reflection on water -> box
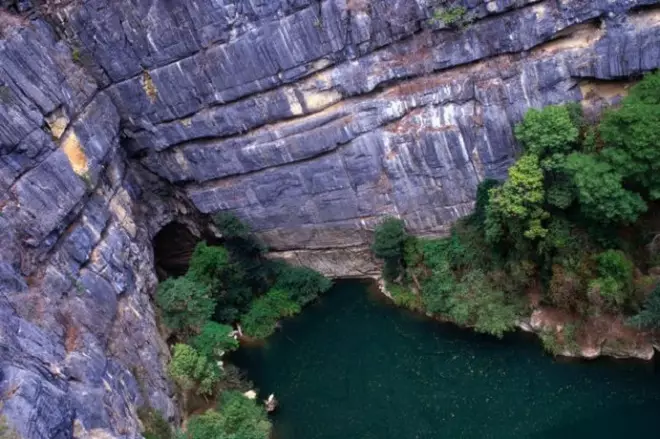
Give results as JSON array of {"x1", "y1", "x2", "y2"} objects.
[{"x1": 231, "y1": 280, "x2": 660, "y2": 439}]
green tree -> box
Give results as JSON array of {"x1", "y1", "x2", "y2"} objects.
[
  {"x1": 600, "y1": 72, "x2": 660, "y2": 198},
  {"x1": 629, "y1": 284, "x2": 660, "y2": 329},
  {"x1": 273, "y1": 264, "x2": 332, "y2": 306},
  {"x1": 241, "y1": 289, "x2": 301, "y2": 339},
  {"x1": 185, "y1": 391, "x2": 270, "y2": 439},
  {"x1": 169, "y1": 344, "x2": 222, "y2": 396},
  {"x1": 565, "y1": 153, "x2": 647, "y2": 224},
  {"x1": 187, "y1": 242, "x2": 253, "y2": 323},
  {"x1": 469, "y1": 179, "x2": 499, "y2": 228},
  {"x1": 191, "y1": 322, "x2": 239, "y2": 359},
  {"x1": 186, "y1": 410, "x2": 225, "y2": 439},
  {"x1": 372, "y1": 217, "x2": 407, "y2": 281},
  {"x1": 590, "y1": 250, "x2": 635, "y2": 307},
  {"x1": 445, "y1": 270, "x2": 517, "y2": 338},
  {"x1": 156, "y1": 277, "x2": 215, "y2": 335},
  {"x1": 514, "y1": 105, "x2": 580, "y2": 157},
  {"x1": 213, "y1": 213, "x2": 271, "y2": 303},
  {"x1": 187, "y1": 242, "x2": 230, "y2": 288},
  {"x1": 214, "y1": 212, "x2": 266, "y2": 257},
  {"x1": 486, "y1": 154, "x2": 548, "y2": 242}
]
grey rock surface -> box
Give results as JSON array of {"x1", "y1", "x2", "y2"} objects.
[
  {"x1": 0, "y1": 19, "x2": 186, "y2": 439},
  {"x1": 56, "y1": 0, "x2": 660, "y2": 251},
  {"x1": 0, "y1": 0, "x2": 659, "y2": 437}
]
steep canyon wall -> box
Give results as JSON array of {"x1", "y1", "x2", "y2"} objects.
[{"x1": 0, "y1": 0, "x2": 659, "y2": 437}]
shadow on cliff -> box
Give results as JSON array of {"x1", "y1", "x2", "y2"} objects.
[{"x1": 153, "y1": 221, "x2": 219, "y2": 279}]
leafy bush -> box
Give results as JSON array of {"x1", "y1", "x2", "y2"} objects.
[
  {"x1": 241, "y1": 289, "x2": 301, "y2": 339},
  {"x1": 486, "y1": 154, "x2": 548, "y2": 241},
  {"x1": 539, "y1": 330, "x2": 562, "y2": 355},
  {"x1": 548, "y1": 264, "x2": 588, "y2": 312},
  {"x1": 600, "y1": 72, "x2": 660, "y2": 198},
  {"x1": 445, "y1": 270, "x2": 518, "y2": 338},
  {"x1": 156, "y1": 277, "x2": 215, "y2": 335},
  {"x1": 432, "y1": 6, "x2": 468, "y2": 27},
  {"x1": 185, "y1": 391, "x2": 270, "y2": 439},
  {"x1": 629, "y1": 284, "x2": 660, "y2": 329},
  {"x1": 515, "y1": 105, "x2": 580, "y2": 157},
  {"x1": 590, "y1": 250, "x2": 635, "y2": 307},
  {"x1": 214, "y1": 212, "x2": 266, "y2": 257},
  {"x1": 565, "y1": 153, "x2": 647, "y2": 225},
  {"x1": 372, "y1": 217, "x2": 407, "y2": 281},
  {"x1": 169, "y1": 344, "x2": 222, "y2": 396},
  {"x1": 386, "y1": 282, "x2": 423, "y2": 311},
  {"x1": 273, "y1": 264, "x2": 332, "y2": 306},
  {"x1": 191, "y1": 322, "x2": 239, "y2": 359},
  {"x1": 469, "y1": 179, "x2": 499, "y2": 228},
  {"x1": 187, "y1": 241, "x2": 258, "y2": 323},
  {"x1": 187, "y1": 242, "x2": 230, "y2": 288}
]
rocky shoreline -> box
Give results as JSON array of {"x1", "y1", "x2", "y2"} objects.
[{"x1": 378, "y1": 278, "x2": 658, "y2": 361}]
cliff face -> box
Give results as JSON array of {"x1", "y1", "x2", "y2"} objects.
[
  {"x1": 0, "y1": 19, "x2": 186, "y2": 437},
  {"x1": 0, "y1": 0, "x2": 659, "y2": 437},
  {"x1": 59, "y1": 0, "x2": 660, "y2": 274}
]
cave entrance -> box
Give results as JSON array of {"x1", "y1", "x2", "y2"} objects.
[{"x1": 153, "y1": 222, "x2": 218, "y2": 280}]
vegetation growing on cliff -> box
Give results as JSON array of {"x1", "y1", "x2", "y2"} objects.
[
  {"x1": 184, "y1": 391, "x2": 271, "y2": 439},
  {"x1": 150, "y1": 214, "x2": 332, "y2": 438},
  {"x1": 373, "y1": 71, "x2": 660, "y2": 341}
]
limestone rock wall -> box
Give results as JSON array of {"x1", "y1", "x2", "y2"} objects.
[
  {"x1": 58, "y1": 0, "x2": 660, "y2": 254},
  {"x1": 0, "y1": 19, "x2": 182, "y2": 438}
]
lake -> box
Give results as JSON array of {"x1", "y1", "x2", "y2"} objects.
[{"x1": 231, "y1": 280, "x2": 660, "y2": 439}]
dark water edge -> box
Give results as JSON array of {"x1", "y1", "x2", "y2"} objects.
[{"x1": 230, "y1": 280, "x2": 660, "y2": 439}]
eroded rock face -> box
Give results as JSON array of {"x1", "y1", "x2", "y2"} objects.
[
  {"x1": 57, "y1": 0, "x2": 660, "y2": 253},
  {"x1": 1, "y1": 0, "x2": 660, "y2": 437},
  {"x1": 0, "y1": 20, "x2": 186, "y2": 438},
  {"x1": 524, "y1": 308, "x2": 655, "y2": 360}
]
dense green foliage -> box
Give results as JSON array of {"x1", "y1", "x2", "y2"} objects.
[
  {"x1": 184, "y1": 392, "x2": 270, "y2": 439},
  {"x1": 242, "y1": 289, "x2": 301, "y2": 339},
  {"x1": 191, "y1": 322, "x2": 239, "y2": 358},
  {"x1": 169, "y1": 344, "x2": 222, "y2": 396},
  {"x1": 156, "y1": 277, "x2": 215, "y2": 336},
  {"x1": 590, "y1": 250, "x2": 635, "y2": 307},
  {"x1": 432, "y1": 6, "x2": 468, "y2": 27},
  {"x1": 372, "y1": 217, "x2": 407, "y2": 281},
  {"x1": 565, "y1": 153, "x2": 646, "y2": 224},
  {"x1": 630, "y1": 285, "x2": 660, "y2": 329},
  {"x1": 600, "y1": 72, "x2": 660, "y2": 198},
  {"x1": 486, "y1": 154, "x2": 548, "y2": 242},
  {"x1": 152, "y1": 214, "x2": 331, "y2": 436},
  {"x1": 273, "y1": 264, "x2": 333, "y2": 306},
  {"x1": 157, "y1": 214, "x2": 332, "y2": 341},
  {"x1": 374, "y1": 72, "x2": 660, "y2": 338},
  {"x1": 514, "y1": 104, "x2": 579, "y2": 156},
  {"x1": 187, "y1": 240, "x2": 257, "y2": 323}
]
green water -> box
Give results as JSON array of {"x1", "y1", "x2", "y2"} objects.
[{"x1": 231, "y1": 280, "x2": 660, "y2": 439}]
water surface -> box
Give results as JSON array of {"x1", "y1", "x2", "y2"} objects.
[{"x1": 232, "y1": 280, "x2": 660, "y2": 439}]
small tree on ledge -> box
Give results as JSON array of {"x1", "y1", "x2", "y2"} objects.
[{"x1": 372, "y1": 217, "x2": 407, "y2": 282}]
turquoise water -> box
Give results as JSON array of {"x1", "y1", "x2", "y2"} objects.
[{"x1": 231, "y1": 280, "x2": 660, "y2": 439}]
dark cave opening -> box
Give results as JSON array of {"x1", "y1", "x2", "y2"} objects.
[{"x1": 153, "y1": 222, "x2": 220, "y2": 280}]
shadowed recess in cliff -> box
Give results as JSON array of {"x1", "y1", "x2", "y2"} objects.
[
  {"x1": 231, "y1": 280, "x2": 660, "y2": 439},
  {"x1": 153, "y1": 222, "x2": 213, "y2": 279}
]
